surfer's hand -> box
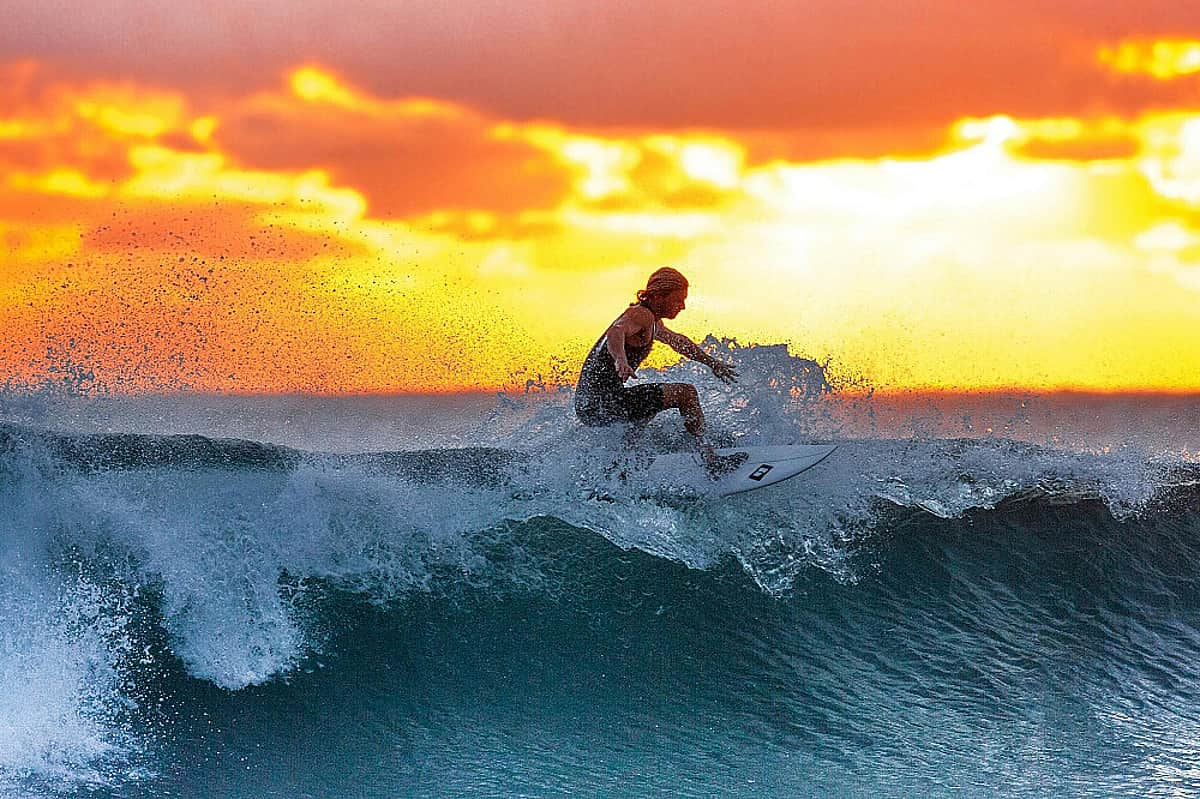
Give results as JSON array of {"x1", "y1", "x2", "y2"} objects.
[
  {"x1": 711, "y1": 361, "x2": 738, "y2": 386},
  {"x1": 617, "y1": 362, "x2": 638, "y2": 381}
]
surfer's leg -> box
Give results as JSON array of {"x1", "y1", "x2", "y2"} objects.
[
  {"x1": 659, "y1": 383, "x2": 743, "y2": 478},
  {"x1": 623, "y1": 384, "x2": 668, "y2": 436},
  {"x1": 592, "y1": 385, "x2": 664, "y2": 480},
  {"x1": 660, "y1": 383, "x2": 719, "y2": 472},
  {"x1": 660, "y1": 383, "x2": 705, "y2": 438},
  {"x1": 620, "y1": 385, "x2": 666, "y2": 472}
]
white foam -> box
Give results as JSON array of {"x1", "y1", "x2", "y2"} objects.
[
  {"x1": 0, "y1": 534, "x2": 137, "y2": 792},
  {"x1": 0, "y1": 339, "x2": 1194, "y2": 789}
]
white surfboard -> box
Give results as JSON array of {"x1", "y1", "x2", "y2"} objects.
[{"x1": 646, "y1": 444, "x2": 837, "y2": 497}]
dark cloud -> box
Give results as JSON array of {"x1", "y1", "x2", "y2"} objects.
[
  {"x1": 0, "y1": 59, "x2": 576, "y2": 223},
  {"x1": 0, "y1": 134, "x2": 134, "y2": 184},
  {"x1": 212, "y1": 94, "x2": 574, "y2": 217}
]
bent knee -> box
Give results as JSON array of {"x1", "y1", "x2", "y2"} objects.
[{"x1": 661, "y1": 383, "x2": 700, "y2": 407}]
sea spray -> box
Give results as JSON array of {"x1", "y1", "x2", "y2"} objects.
[{"x1": 1, "y1": 342, "x2": 1199, "y2": 796}]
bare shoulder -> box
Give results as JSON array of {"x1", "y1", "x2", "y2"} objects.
[{"x1": 611, "y1": 305, "x2": 654, "y2": 333}]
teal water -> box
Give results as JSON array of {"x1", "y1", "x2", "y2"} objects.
[
  {"x1": 3, "y1": 348, "x2": 1200, "y2": 797},
  {"x1": 120, "y1": 508, "x2": 1200, "y2": 799}
]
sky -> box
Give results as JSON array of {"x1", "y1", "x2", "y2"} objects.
[{"x1": 4, "y1": 1, "x2": 1200, "y2": 393}]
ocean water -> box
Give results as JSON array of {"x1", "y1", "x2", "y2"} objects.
[{"x1": 2, "y1": 344, "x2": 1200, "y2": 798}]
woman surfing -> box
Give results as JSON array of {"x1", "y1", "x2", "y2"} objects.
[{"x1": 574, "y1": 267, "x2": 744, "y2": 477}]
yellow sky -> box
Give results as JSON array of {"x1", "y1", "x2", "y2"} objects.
[{"x1": 5, "y1": 33, "x2": 1200, "y2": 393}]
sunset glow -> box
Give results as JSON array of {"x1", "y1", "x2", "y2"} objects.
[
  {"x1": 4, "y1": 6, "x2": 1200, "y2": 394},
  {"x1": 1098, "y1": 39, "x2": 1200, "y2": 80}
]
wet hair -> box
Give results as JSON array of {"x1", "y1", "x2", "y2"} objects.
[{"x1": 634, "y1": 267, "x2": 689, "y2": 306}]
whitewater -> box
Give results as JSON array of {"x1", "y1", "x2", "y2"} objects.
[{"x1": 2, "y1": 341, "x2": 1199, "y2": 798}]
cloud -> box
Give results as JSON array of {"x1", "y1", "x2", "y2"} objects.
[
  {"x1": 0, "y1": 62, "x2": 578, "y2": 228},
  {"x1": 1013, "y1": 135, "x2": 1140, "y2": 162},
  {"x1": 413, "y1": 211, "x2": 562, "y2": 242},
  {"x1": 209, "y1": 68, "x2": 575, "y2": 218},
  {"x1": 0, "y1": 62, "x2": 191, "y2": 181},
  {"x1": 79, "y1": 204, "x2": 366, "y2": 262},
  {"x1": 6, "y1": 0, "x2": 1200, "y2": 135},
  {"x1": 11, "y1": 42, "x2": 1200, "y2": 391}
]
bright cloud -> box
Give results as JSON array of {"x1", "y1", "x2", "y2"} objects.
[
  {"x1": 4, "y1": 60, "x2": 1200, "y2": 392},
  {"x1": 1098, "y1": 39, "x2": 1200, "y2": 80}
]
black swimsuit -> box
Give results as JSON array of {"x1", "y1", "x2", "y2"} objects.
[{"x1": 575, "y1": 307, "x2": 667, "y2": 427}]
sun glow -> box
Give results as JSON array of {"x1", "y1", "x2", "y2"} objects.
[
  {"x1": 10, "y1": 168, "x2": 109, "y2": 198},
  {"x1": 555, "y1": 137, "x2": 639, "y2": 200},
  {"x1": 122, "y1": 145, "x2": 367, "y2": 218},
  {"x1": 3, "y1": 59, "x2": 1200, "y2": 393},
  {"x1": 1099, "y1": 39, "x2": 1200, "y2": 80},
  {"x1": 290, "y1": 66, "x2": 360, "y2": 107}
]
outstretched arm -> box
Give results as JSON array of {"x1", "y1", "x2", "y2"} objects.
[{"x1": 656, "y1": 325, "x2": 738, "y2": 385}]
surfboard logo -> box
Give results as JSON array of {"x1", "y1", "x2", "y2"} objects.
[{"x1": 748, "y1": 464, "x2": 773, "y2": 481}]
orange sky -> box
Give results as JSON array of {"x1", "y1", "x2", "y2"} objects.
[{"x1": 5, "y1": 5, "x2": 1200, "y2": 393}]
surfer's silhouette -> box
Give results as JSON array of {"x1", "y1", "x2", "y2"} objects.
[{"x1": 575, "y1": 267, "x2": 744, "y2": 477}]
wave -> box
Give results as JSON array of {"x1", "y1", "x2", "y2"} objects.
[
  {"x1": 2, "y1": 341, "x2": 1199, "y2": 794},
  {"x1": 3, "y1": 425, "x2": 1197, "y2": 795}
]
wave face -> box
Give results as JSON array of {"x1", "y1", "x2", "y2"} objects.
[{"x1": 3, "y1": 345, "x2": 1200, "y2": 797}]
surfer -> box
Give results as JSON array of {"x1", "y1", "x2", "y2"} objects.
[{"x1": 575, "y1": 267, "x2": 743, "y2": 477}]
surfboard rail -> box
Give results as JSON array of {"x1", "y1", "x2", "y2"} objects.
[{"x1": 647, "y1": 443, "x2": 838, "y2": 497}]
